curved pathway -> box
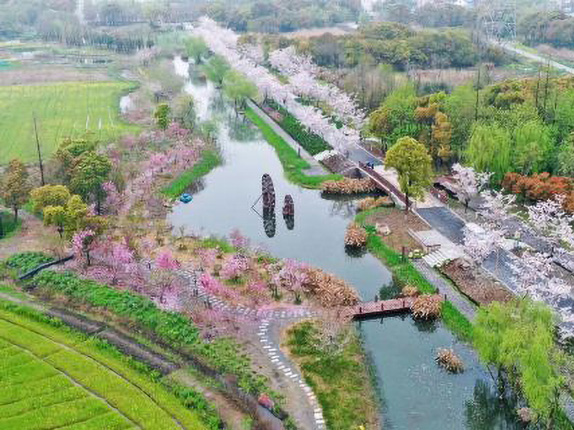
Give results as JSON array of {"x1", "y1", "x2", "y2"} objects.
[{"x1": 177, "y1": 266, "x2": 326, "y2": 429}]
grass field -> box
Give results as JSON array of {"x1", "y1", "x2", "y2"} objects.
[
  {"x1": 0, "y1": 300, "x2": 207, "y2": 430},
  {"x1": 0, "y1": 81, "x2": 139, "y2": 163}
]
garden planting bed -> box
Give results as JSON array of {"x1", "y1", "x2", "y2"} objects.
[
  {"x1": 440, "y1": 259, "x2": 513, "y2": 305},
  {"x1": 364, "y1": 207, "x2": 428, "y2": 253}
]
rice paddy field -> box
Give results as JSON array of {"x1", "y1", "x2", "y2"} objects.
[
  {"x1": 0, "y1": 81, "x2": 139, "y2": 163},
  {"x1": 0, "y1": 300, "x2": 206, "y2": 430}
]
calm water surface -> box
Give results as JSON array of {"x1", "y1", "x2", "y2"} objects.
[{"x1": 168, "y1": 57, "x2": 522, "y2": 430}]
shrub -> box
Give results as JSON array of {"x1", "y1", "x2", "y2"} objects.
[
  {"x1": 344, "y1": 223, "x2": 368, "y2": 247},
  {"x1": 435, "y1": 348, "x2": 464, "y2": 373},
  {"x1": 265, "y1": 100, "x2": 331, "y2": 155},
  {"x1": 412, "y1": 295, "x2": 442, "y2": 320}
]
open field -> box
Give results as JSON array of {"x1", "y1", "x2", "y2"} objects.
[
  {"x1": 0, "y1": 81, "x2": 140, "y2": 163},
  {"x1": 0, "y1": 300, "x2": 206, "y2": 430}
]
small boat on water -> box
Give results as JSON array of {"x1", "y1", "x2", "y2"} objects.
[{"x1": 179, "y1": 193, "x2": 193, "y2": 204}]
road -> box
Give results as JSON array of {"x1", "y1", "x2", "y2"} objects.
[{"x1": 490, "y1": 40, "x2": 574, "y2": 74}]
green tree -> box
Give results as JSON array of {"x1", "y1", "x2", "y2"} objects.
[
  {"x1": 513, "y1": 120, "x2": 552, "y2": 174},
  {"x1": 223, "y1": 70, "x2": 257, "y2": 112},
  {"x1": 172, "y1": 94, "x2": 196, "y2": 130},
  {"x1": 201, "y1": 55, "x2": 230, "y2": 86},
  {"x1": 368, "y1": 84, "x2": 420, "y2": 151},
  {"x1": 473, "y1": 299, "x2": 563, "y2": 425},
  {"x1": 384, "y1": 136, "x2": 432, "y2": 212},
  {"x1": 443, "y1": 84, "x2": 475, "y2": 156},
  {"x1": 558, "y1": 133, "x2": 574, "y2": 177},
  {"x1": 0, "y1": 159, "x2": 31, "y2": 222},
  {"x1": 44, "y1": 194, "x2": 105, "y2": 239},
  {"x1": 466, "y1": 123, "x2": 511, "y2": 183},
  {"x1": 154, "y1": 103, "x2": 171, "y2": 130},
  {"x1": 30, "y1": 185, "x2": 71, "y2": 214},
  {"x1": 70, "y1": 152, "x2": 111, "y2": 214},
  {"x1": 185, "y1": 36, "x2": 208, "y2": 64}
]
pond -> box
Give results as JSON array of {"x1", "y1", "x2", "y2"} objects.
[{"x1": 167, "y1": 57, "x2": 524, "y2": 430}]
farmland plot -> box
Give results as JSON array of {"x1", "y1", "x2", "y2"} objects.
[
  {"x1": 0, "y1": 302, "x2": 206, "y2": 430},
  {"x1": 0, "y1": 81, "x2": 139, "y2": 163}
]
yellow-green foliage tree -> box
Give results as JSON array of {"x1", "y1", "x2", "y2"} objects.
[
  {"x1": 30, "y1": 185, "x2": 71, "y2": 214},
  {"x1": 44, "y1": 195, "x2": 105, "y2": 239},
  {"x1": 384, "y1": 136, "x2": 432, "y2": 212},
  {"x1": 1, "y1": 159, "x2": 31, "y2": 222},
  {"x1": 473, "y1": 299, "x2": 565, "y2": 426}
]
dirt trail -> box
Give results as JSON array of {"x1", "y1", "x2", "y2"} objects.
[{"x1": 0, "y1": 210, "x2": 53, "y2": 260}]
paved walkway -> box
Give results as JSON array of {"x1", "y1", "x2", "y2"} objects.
[
  {"x1": 413, "y1": 261, "x2": 477, "y2": 320},
  {"x1": 247, "y1": 100, "x2": 328, "y2": 176}
]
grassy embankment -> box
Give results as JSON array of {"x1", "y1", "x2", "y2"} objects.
[
  {"x1": 244, "y1": 105, "x2": 342, "y2": 189},
  {"x1": 0, "y1": 299, "x2": 216, "y2": 430},
  {"x1": 355, "y1": 208, "x2": 473, "y2": 340},
  {"x1": 285, "y1": 322, "x2": 379, "y2": 430},
  {"x1": 162, "y1": 150, "x2": 222, "y2": 199},
  {"x1": 0, "y1": 81, "x2": 139, "y2": 163}
]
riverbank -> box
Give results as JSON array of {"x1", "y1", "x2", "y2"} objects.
[
  {"x1": 356, "y1": 208, "x2": 473, "y2": 340},
  {"x1": 284, "y1": 320, "x2": 380, "y2": 430},
  {"x1": 162, "y1": 149, "x2": 222, "y2": 198},
  {"x1": 244, "y1": 105, "x2": 341, "y2": 189}
]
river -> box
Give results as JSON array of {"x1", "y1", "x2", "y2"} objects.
[{"x1": 168, "y1": 57, "x2": 523, "y2": 430}]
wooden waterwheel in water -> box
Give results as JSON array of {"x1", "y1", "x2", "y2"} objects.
[{"x1": 262, "y1": 174, "x2": 276, "y2": 210}]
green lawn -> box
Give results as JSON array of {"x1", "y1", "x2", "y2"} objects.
[
  {"x1": 0, "y1": 81, "x2": 139, "y2": 163},
  {"x1": 0, "y1": 300, "x2": 208, "y2": 430}
]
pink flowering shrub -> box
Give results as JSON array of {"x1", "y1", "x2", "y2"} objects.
[
  {"x1": 230, "y1": 229, "x2": 250, "y2": 251},
  {"x1": 198, "y1": 248, "x2": 219, "y2": 270},
  {"x1": 102, "y1": 181, "x2": 122, "y2": 215},
  {"x1": 156, "y1": 250, "x2": 180, "y2": 271},
  {"x1": 199, "y1": 273, "x2": 240, "y2": 301},
  {"x1": 221, "y1": 255, "x2": 249, "y2": 281}
]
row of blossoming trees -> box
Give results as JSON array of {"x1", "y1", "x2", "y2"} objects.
[
  {"x1": 452, "y1": 164, "x2": 574, "y2": 337},
  {"x1": 191, "y1": 17, "x2": 365, "y2": 154}
]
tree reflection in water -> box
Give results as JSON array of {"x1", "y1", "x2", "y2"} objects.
[{"x1": 465, "y1": 380, "x2": 528, "y2": 430}]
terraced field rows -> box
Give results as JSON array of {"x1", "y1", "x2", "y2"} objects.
[
  {"x1": 0, "y1": 81, "x2": 139, "y2": 163},
  {"x1": 0, "y1": 304, "x2": 206, "y2": 430}
]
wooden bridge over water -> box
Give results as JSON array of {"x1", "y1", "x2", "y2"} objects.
[
  {"x1": 347, "y1": 295, "x2": 444, "y2": 320},
  {"x1": 356, "y1": 162, "x2": 407, "y2": 208}
]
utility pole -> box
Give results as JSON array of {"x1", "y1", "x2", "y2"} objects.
[{"x1": 33, "y1": 115, "x2": 45, "y2": 186}]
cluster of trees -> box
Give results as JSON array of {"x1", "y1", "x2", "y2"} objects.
[
  {"x1": 373, "y1": 0, "x2": 472, "y2": 28},
  {"x1": 203, "y1": 0, "x2": 361, "y2": 33},
  {"x1": 519, "y1": 10, "x2": 574, "y2": 48},
  {"x1": 368, "y1": 69, "x2": 574, "y2": 182},
  {"x1": 502, "y1": 173, "x2": 574, "y2": 213},
  {"x1": 298, "y1": 22, "x2": 502, "y2": 71},
  {"x1": 0, "y1": 0, "x2": 75, "y2": 39}
]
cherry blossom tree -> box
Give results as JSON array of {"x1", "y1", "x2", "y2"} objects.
[
  {"x1": 192, "y1": 18, "x2": 364, "y2": 153},
  {"x1": 463, "y1": 225, "x2": 506, "y2": 267},
  {"x1": 451, "y1": 164, "x2": 491, "y2": 212},
  {"x1": 72, "y1": 229, "x2": 96, "y2": 267},
  {"x1": 527, "y1": 196, "x2": 574, "y2": 252}
]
